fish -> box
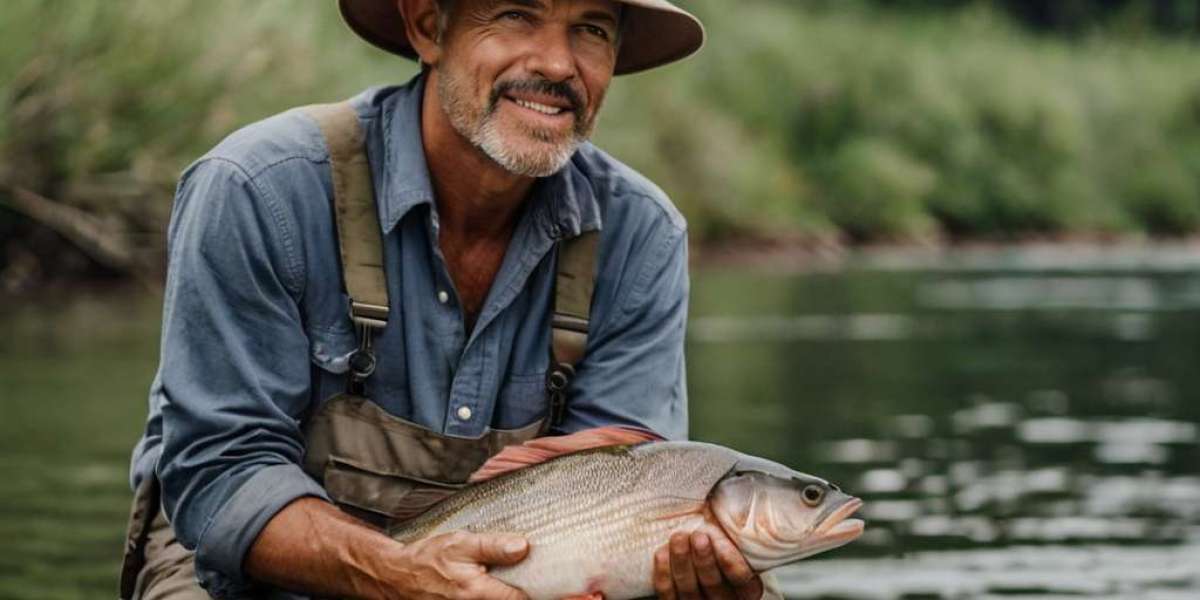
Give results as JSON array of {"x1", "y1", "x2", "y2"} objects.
[{"x1": 388, "y1": 427, "x2": 866, "y2": 600}]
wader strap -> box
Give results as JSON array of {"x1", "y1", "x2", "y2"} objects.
[
  {"x1": 304, "y1": 102, "x2": 388, "y2": 393},
  {"x1": 547, "y1": 231, "x2": 600, "y2": 428}
]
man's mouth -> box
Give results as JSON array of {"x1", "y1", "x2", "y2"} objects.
[
  {"x1": 489, "y1": 79, "x2": 584, "y2": 133},
  {"x1": 497, "y1": 86, "x2": 578, "y2": 125},
  {"x1": 511, "y1": 97, "x2": 567, "y2": 116},
  {"x1": 503, "y1": 92, "x2": 575, "y2": 120}
]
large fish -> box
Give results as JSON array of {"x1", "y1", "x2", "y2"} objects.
[{"x1": 388, "y1": 427, "x2": 865, "y2": 599}]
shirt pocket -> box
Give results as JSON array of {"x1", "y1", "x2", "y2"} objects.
[{"x1": 491, "y1": 372, "x2": 547, "y2": 430}]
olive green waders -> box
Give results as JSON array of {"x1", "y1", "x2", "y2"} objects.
[{"x1": 118, "y1": 101, "x2": 599, "y2": 599}]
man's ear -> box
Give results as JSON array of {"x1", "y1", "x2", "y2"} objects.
[{"x1": 398, "y1": 0, "x2": 445, "y2": 66}]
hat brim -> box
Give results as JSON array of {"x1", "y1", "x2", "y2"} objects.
[{"x1": 338, "y1": 0, "x2": 705, "y2": 76}]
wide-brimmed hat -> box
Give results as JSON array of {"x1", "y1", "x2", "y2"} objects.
[{"x1": 338, "y1": 0, "x2": 705, "y2": 75}]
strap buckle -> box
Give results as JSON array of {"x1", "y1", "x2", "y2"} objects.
[
  {"x1": 350, "y1": 301, "x2": 389, "y2": 329},
  {"x1": 546, "y1": 363, "x2": 575, "y2": 427},
  {"x1": 347, "y1": 323, "x2": 377, "y2": 395},
  {"x1": 551, "y1": 314, "x2": 588, "y2": 334},
  {"x1": 347, "y1": 302, "x2": 386, "y2": 395}
]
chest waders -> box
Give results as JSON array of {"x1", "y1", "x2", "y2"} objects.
[{"x1": 118, "y1": 100, "x2": 598, "y2": 598}]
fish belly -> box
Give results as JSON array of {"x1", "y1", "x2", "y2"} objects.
[{"x1": 490, "y1": 510, "x2": 718, "y2": 599}]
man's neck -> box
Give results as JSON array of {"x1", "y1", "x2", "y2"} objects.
[{"x1": 420, "y1": 71, "x2": 533, "y2": 242}]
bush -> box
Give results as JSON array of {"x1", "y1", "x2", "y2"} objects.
[
  {"x1": 679, "y1": 0, "x2": 1200, "y2": 239},
  {"x1": 4, "y1": 0, "x2": 1200, "y2": 289}
]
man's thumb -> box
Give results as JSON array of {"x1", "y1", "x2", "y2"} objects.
[{"x1": 475, "y1": 534, "x2": 529, "y2": 565}]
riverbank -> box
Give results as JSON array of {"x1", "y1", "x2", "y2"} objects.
[
  {"x1": 6, "y1": 1, "x2": 1200, "y2": 291},
  {"x1": 5, "y1": 236, "x2": 1200, "y2": 301},
  {"x1": 693, "y1": 235, "x2": 1200, "y2": 274}
]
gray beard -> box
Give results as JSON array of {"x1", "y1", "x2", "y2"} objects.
[{"x1": 437, "y1": 69, "x2": 588, "y2": 178}]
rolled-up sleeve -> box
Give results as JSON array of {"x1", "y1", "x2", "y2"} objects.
[
  {"x1": 155, "y1": 158, "x2": 328, "y2": 596},
  {"x1": 564, "y1": 218, "x2": 690, "y2": 440}
]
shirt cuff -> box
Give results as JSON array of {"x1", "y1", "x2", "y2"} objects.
[{"x1": 193, "y1": 463, "x2": 330, "y2": 597}]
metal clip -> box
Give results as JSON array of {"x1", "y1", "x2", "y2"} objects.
[
  {"x1": 546, "y1": 363, "x2": 575, "y2": 426},
  {"x1": 347, "y1": 321, "x2": 377, "y2": 394}
]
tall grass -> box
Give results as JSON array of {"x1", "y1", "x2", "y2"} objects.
[
  {"x1": 3, "y1": 0, "x2": 1200, "y2": 280},
  {"x1": 0, "y1": 1, "x2": 407, "y2": 191}
]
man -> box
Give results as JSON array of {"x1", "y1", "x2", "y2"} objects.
[{"x1": 124, "y1": 0, "x2": 765, "y2": 598}]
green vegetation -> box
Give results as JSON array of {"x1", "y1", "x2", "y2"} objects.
[
  {"x1": 2, "y1": 1, "x2": 1200, "y2": 288},
  {"x1": 642, "y1": 1, "x2": 1200, "y2": 240}
]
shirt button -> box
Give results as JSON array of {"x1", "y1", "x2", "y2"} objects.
[
  {"x1": 456, "y1": 405, "x2": 473, "y2": 421},
  {"x1": 437, "y1": 290, "x2": 450, "y2": 304}
]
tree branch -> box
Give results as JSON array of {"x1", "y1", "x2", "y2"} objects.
[{"x1": 0, "y1": 181, "x2": 137, "y2": 272}]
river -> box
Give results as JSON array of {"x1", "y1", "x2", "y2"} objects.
[{"x1": 2, "y1": 245, "x2": 1198, "y2": 598}]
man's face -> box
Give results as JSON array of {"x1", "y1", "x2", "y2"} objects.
[{"x1": 433, "y1": 0, "x2": 621, "y2": 177}]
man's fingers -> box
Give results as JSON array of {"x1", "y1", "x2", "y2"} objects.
[
  {"x1": 691, "y1": 533, "x2": 735, "y2": 600},
  {"x1": 453, "y1": 532, "x2": 530, "y2": 566},
  {"x1": 653, "y1": 547, "x2": 676, "y2": 600},
  {"x1": 711, "y1": 535, "x2": 754, "y2": 584},
  {"x1": 668, "y1": 532, "x2": 703, "y2": 600},
  {"x1": 711, "y1": 535, "x2": 763, "y2": 600}
]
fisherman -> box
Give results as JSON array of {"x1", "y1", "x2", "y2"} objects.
[{"x1": 123, "y1": 1, "x2": 766, "y2": 598}]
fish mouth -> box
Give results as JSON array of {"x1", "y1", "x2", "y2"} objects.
[{"x1": 814, "y1": 497, "x2": 865, "y2": 543}]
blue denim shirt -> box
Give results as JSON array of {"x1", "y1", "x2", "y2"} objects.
[{"x1": 128, "y1": 74, "x2": 688, "y2": 597}]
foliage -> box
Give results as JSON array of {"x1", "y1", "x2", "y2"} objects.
[
  {"x1": 670, "y1": 0, "x2": 1200, "y2": 239},
  {"x1": 3, "y1": 0, "x2": 1200, "y2": 288},
  {"x1": 0, "y1": 1, "x2": 408, "y2": 288},
  {"x1": 867, "y1": 0, "x2": 1200, "y2": 36}
]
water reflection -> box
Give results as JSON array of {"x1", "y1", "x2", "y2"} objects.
[
  {"x1": 688, "y1": 256, "x2": 1200, "y2": 598},
  {"x1": 2, "y1": 252, "x2": 1199, "y2": 598},
  {"x1": 778, "y1": 544, "x2": 1200, "y2": 599},
  {"x1": 918, "y1": 276, "x2": 1165, "y2": 311}
]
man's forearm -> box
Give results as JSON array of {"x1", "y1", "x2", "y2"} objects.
[{"x1": 245, "y1": 497, "x2": 406, "y2": 599}]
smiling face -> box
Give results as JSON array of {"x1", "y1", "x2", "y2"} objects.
[{"x1": 429, "y1": 0, "x2": 621, "y2": 177}]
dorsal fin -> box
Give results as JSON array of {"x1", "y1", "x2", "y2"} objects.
[{"x1": 469, "y1": 426, "x2": 665, "y2": 483}]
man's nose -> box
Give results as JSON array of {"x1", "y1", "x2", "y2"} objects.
[{"x1": 524, "y1": 25, "x2": 577, "y2": 83}]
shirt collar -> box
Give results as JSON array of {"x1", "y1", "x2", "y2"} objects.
[
  {"x1": 377, "y1": 74, "x2": 435, "y2": 233},
  {"x1": 377, "y1": 73, "x2": 602, "y2": 238}
]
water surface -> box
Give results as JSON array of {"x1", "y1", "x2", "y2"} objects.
[
  {"x1": 688, "y1": 248, "x2": 1200, "y2": 598},
  {"x1": 1, "y1": 247, "x2": 1198, "y2": 598}
]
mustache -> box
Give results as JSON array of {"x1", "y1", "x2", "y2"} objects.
[{"x1": 489, "y1": 78, "x2": 585, "y2": 114}]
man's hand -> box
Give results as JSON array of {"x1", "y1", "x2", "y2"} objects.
[
  {"x1": 390, "y1": 530, "x2": 531, "y2": 600},
  {"x1": 246, "y1": 498, "x2": 530, "y2": 599},
  {"x1": 652, "y1": 531, "x2": 762, "y2": 600}
]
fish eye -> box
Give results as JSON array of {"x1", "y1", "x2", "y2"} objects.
[{"x1": 802, "y1": 484, "x2": 825, "y2": 507}]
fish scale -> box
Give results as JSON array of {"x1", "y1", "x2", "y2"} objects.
[{"x1": 389, "y1": 442, "x2": 740, "y2": 598}]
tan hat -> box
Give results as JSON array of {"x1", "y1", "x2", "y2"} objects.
[{"x1": 338, "y1": 0, "x2": 705, "y2": 75}]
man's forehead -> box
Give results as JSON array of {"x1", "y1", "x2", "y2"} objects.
[{"x1": 475, "y1": 0, "x2": 621, "y2": 19}]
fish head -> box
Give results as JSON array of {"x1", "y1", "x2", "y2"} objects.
[{"x1": 709, "y1": 457, "x2": 864, "y2": 571}]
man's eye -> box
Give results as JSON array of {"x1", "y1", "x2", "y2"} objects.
[
  {"x1": 499, "y1": 10, "x2": 529, "y2": 22},
  {"x1": 579, "y1": 24, "x2": 610, "y2": 40}
]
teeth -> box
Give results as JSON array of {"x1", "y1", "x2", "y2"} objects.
[{"x1": 514, "y1": 98, "x2": 564, "y2": 115}]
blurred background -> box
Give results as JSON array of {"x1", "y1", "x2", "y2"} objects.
[{"x1": 2, "y1": 0, "x2": 1199, "y2": 598}]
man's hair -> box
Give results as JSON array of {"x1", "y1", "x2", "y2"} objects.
[
  {"x1": 415, "y1": 0, "x2": 455, "y2": 73},
  {"x1": 435, "y1": 0, "x2": 455, "y2": 40}
]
